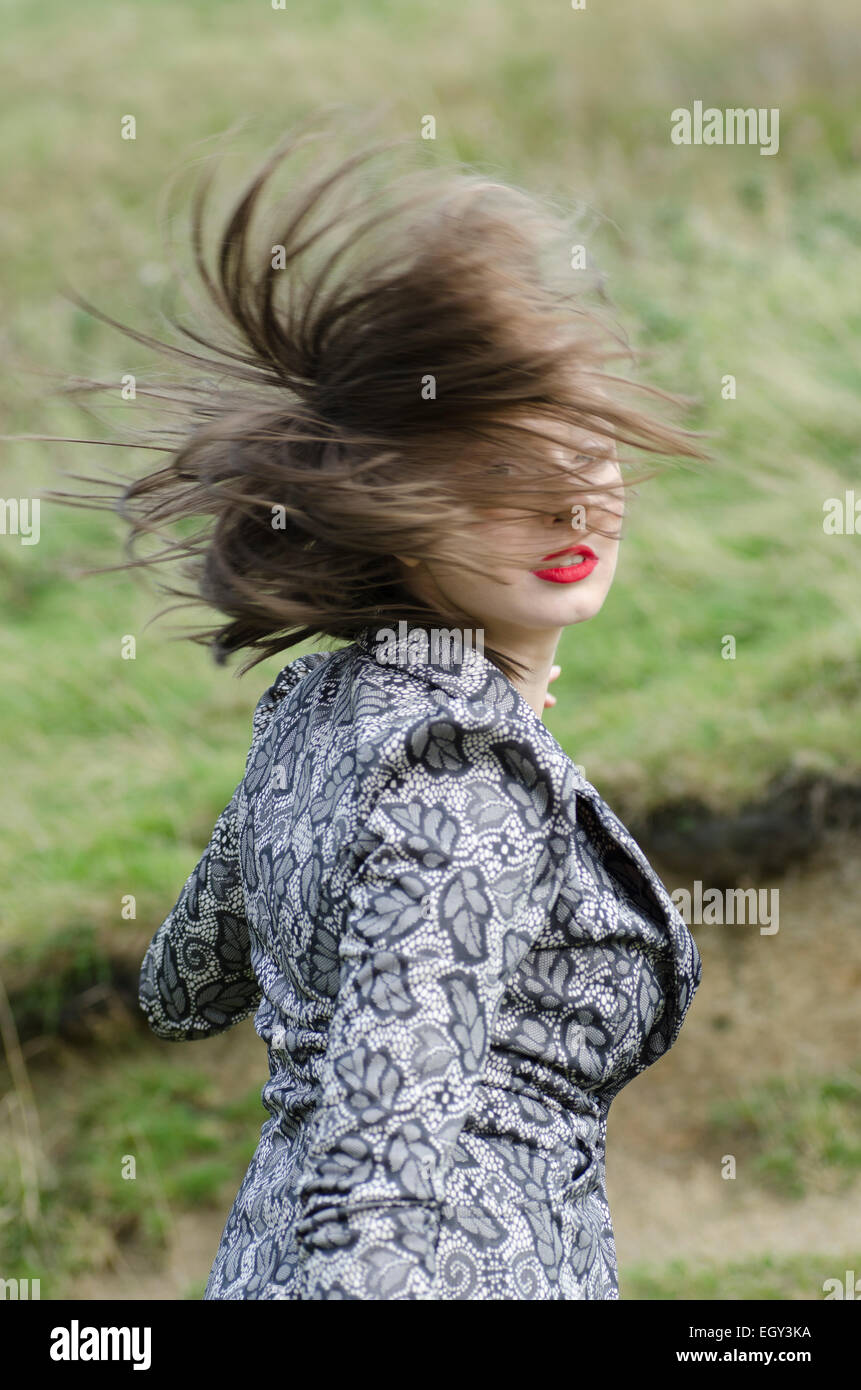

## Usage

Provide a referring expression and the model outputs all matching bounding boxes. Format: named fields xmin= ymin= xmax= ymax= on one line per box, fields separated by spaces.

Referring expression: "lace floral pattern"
xmin=139 ymin=628 xmax=702 ymax=1299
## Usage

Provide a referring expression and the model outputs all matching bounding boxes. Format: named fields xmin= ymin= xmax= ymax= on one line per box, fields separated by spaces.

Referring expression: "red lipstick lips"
xmin=531 ymin=544 xmax=598 ymax=584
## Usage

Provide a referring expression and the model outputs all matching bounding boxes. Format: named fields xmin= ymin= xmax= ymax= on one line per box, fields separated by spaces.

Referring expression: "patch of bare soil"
xmin=608 ymin=832 xmax=861 ymax=1282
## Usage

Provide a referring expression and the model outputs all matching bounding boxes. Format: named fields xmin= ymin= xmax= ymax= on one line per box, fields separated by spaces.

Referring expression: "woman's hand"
xmin=543 ymin=664 xmax=562 ymax=709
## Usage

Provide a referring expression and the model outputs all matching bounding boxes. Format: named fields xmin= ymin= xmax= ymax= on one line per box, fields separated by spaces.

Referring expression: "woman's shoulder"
xmin=246 ymin=636 xmax=581 ymax=821
xmin=249 ymin=648 xmax=335 ymax=741
xmin=344 ymin=642 xmax=583 ymax=830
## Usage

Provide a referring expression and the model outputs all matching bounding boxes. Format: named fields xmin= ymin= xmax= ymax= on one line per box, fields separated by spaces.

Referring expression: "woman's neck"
xmin=486 ymin=623 xmax=562 ymax=719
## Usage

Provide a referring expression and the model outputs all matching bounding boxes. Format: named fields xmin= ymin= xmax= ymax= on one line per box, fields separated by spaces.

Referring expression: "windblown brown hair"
xmin=41 ymin=114 xmax=710 ymax=683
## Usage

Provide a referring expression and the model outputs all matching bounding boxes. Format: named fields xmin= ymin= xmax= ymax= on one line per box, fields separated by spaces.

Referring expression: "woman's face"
xmin=398 ymin=421 xmax=625 ymax=642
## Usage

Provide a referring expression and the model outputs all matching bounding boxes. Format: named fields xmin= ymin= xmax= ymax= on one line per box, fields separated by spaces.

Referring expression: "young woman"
xmin=57 ymin=120 xmax=706 ymax=1298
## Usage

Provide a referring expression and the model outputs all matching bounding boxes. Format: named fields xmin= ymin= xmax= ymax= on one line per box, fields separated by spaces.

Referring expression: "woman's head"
xmin=395 ymin=415 xmax=624 ymax=653
xmin=46 ymin=116 xmax=708 ymax=682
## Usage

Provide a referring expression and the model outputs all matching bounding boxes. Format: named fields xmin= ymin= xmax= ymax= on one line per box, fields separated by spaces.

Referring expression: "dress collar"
xmin=355 ymin=621 xmax=531 ymax=717
xmin=353 ymin=621 xmax=591 ymax=780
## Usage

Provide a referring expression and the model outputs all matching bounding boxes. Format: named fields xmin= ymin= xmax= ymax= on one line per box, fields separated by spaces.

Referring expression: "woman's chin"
xmin=525 ymin=584 xmax=610 ymax=627
xmin=474 ymin=593 xmax=607 ymax=635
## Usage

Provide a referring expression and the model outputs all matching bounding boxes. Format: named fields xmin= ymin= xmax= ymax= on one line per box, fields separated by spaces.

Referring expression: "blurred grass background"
xmin=1 ymin=0 xmax=860 ymax=1300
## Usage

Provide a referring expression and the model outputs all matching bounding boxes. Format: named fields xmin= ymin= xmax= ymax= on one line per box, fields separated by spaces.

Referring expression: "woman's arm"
xmin=138 ymin=781 xmax=261 ymax=1041
xmin=137 ymin=655 xmax=329 ymax=1042
xmin=291 ymin=714 xmax=566 ymax=1299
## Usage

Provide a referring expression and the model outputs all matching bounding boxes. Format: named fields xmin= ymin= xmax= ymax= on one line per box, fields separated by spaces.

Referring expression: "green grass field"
xmin=1 ymin=0 xmax=859 ymax=1300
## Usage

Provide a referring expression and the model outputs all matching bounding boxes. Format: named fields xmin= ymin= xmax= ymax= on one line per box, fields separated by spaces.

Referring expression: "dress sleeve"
xmin=291 ymin=715 xmax=565 ymax=1299
xmin=138 ymin=780 xmax=261 ymax=1041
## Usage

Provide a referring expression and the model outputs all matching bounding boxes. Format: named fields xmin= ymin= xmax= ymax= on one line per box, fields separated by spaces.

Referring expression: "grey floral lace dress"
xmin=139 ymin=626 xmax=702 ymax=1300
